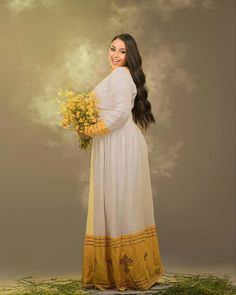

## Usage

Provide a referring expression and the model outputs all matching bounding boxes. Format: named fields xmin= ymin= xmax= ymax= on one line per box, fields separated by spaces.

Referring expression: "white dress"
xmin=81 ymin=66 xmax=165 ymax=291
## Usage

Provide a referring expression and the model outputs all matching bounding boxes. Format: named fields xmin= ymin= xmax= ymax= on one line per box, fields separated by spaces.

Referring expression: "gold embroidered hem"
xmin=81 ymin=225 xmax=165 ymax=291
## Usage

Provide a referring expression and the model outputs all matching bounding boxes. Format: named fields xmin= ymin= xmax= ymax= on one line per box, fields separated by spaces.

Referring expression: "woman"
xmin=78 ymin=33 xmax=165 ymax=291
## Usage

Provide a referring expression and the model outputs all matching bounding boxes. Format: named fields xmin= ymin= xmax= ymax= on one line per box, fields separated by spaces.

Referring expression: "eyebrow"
xmin=111 ymin=45 xmax=126 ymax=50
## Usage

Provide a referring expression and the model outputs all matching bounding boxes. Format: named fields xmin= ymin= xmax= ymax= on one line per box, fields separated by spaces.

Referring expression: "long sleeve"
xmin=83 ymin=67 xmax=134 ymax=137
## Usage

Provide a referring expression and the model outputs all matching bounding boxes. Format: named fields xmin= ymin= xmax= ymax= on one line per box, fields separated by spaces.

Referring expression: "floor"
xmin=85 ymin=283 xmax=172 ymax=295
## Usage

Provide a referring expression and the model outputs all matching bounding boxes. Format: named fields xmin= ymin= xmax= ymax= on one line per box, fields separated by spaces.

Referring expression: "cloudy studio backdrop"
xmin=0 ymin=0 xmax=235 ymax=285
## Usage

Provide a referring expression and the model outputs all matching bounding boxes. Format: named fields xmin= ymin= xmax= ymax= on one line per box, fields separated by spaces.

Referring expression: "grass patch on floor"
xmin=157 ymin=273 xmax=236 ymax=295
xmin=0 ymin=277 xmax=89 ymax=295
xmin=0 ymin=273 xmax=235 ymax=294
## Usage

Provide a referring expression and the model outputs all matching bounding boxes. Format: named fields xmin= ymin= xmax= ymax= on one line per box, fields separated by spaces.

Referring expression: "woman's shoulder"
xmin=109 ymin=66 xmax=133 ymax=84
xmin=107 ymin=66 xmax=136 ymax=92
xmin=110 ymin=66 xmax=130 ymax=76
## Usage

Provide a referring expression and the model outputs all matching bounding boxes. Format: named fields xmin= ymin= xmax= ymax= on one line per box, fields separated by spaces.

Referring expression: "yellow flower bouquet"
xmin=56 ymin=88 xmax=99 ymax=150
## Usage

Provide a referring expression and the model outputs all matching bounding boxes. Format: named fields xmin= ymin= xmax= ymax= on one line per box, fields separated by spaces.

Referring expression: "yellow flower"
xmin=65 ymin=90 xmax=74 ymax=96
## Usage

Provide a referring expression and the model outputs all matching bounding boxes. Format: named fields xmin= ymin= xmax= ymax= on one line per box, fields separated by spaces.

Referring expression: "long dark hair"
xmin=111 ymin=33 xmax=156 ymax=130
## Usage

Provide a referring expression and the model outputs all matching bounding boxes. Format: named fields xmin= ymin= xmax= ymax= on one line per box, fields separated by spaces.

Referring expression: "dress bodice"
xmin=83 ymin=66 xmax=137 ymax=137
xmin=93 ymin=67 xmax=137 ymax=111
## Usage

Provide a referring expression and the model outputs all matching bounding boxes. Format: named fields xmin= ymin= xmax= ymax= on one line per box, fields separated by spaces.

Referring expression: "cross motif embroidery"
xmin=120 ymin=254 xmax=133 ymax=273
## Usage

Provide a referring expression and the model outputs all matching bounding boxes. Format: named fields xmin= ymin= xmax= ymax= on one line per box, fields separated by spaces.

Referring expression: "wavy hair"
xmin=111 ymin=33 xmax=156 ymax=130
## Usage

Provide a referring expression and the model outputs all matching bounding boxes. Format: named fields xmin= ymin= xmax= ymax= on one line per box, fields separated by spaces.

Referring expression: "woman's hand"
xmin=77 ymin=126 xmax=90 ymax=138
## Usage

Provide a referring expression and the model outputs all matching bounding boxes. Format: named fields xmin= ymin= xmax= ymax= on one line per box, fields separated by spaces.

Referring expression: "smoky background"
xmin=0 ymin=0 xmax=235 ymax=284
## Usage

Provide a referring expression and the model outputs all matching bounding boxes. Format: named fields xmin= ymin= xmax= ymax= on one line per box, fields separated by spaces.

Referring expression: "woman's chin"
xmin=111 ymin=64 xmax=123 ymax=70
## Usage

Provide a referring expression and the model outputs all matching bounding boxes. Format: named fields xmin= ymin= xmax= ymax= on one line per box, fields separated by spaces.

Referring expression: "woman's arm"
xmin=82 ymin=67 xmax=133 ymax=137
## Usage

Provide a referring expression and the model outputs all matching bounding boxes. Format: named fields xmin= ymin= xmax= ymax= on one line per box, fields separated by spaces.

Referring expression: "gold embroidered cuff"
xmin=84 ymin=119 xmax=110 ymax=136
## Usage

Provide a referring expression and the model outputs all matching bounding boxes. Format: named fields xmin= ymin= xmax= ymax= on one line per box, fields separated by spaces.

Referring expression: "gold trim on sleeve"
xmin=84 ymin=119 xmax=110 ymax=136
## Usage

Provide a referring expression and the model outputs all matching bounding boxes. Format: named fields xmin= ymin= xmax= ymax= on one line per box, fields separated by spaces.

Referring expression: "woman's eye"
xmin=110 ymin=48 xmax=126 ymax=54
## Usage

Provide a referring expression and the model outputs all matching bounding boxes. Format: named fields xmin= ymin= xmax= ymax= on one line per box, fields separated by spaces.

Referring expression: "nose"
xmin=113 ymin=50 xmax=119 ymax=57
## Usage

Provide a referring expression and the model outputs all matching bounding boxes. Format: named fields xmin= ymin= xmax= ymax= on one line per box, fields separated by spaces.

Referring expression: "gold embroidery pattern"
xmin=84 ymin=225 xmax=158 ymax=247
xmin=81 ymin=225 xmax=165 ymax=291
xmin=120 ymin=254 xmax=133 ymax=273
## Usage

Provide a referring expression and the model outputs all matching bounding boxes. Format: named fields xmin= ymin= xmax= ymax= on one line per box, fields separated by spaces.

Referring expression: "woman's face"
xmin=108 ymin=38 xmax=127 ymax=70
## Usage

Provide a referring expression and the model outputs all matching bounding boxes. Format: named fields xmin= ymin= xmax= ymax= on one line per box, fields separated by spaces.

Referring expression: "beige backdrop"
xmin=0 ymin=0 xmax=235 ymax=284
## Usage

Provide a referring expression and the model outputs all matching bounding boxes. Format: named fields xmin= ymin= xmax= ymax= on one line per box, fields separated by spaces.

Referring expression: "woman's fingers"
xmin=77 ymin=127 xmax=86 ymax=135
xmin=77 ymin=127 xmax=90 ymax=138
